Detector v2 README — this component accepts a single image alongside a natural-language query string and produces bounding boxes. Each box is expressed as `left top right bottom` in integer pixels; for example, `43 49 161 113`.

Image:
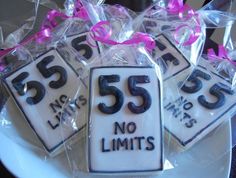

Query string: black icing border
87 66 163 173
165 64 236 147
154 34 191 81
3 48 86 153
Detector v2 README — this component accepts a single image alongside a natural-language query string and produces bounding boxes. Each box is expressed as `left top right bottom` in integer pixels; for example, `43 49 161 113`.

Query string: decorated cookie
87 66 163 173
164 60 236 149
58 32 102 76
153 34 192 82
4 49 87 155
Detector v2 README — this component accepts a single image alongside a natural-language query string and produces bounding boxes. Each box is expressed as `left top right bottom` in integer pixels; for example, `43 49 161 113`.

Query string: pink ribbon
166 0 201 46
0 11 55 60
73 1 89 20
167 0 195 18
0 1 88 70
0 26 51 72
208 45 236 66
174 23 201 46
89 21 156 51
45 8 88 29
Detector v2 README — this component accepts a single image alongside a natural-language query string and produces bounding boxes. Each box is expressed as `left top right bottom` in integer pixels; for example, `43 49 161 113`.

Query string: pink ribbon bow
73 1 89 19
89 21 156 51
166 0 201 46
167 0 195 17
0 0 88 71
208 45 236 66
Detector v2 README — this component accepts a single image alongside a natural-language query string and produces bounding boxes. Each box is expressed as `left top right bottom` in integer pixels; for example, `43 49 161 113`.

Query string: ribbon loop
73 0 89 20
208 45 236 66
36 27 52 44
89 21 155 51
174 23 201 46
167 0 196 18
166 0 201 46
0 1 88 70
167 0 184 15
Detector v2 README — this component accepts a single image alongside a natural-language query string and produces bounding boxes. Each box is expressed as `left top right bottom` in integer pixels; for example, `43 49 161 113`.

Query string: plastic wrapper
0 0 234 177
0 0 39 48
159 42 236 175
127 0 204 156
199 0 236 53
201 0 236 151
201 0 236 13
51 19 103 76
128 0 236 174
132 1 207 155
60 41 168 176
164 57 235 146
59 2 179 176
133 0 206 66
26 0 60 10
0 9 103 158
80 0 137 41
0 0 138 160
57 2 138 80
64 0 105 17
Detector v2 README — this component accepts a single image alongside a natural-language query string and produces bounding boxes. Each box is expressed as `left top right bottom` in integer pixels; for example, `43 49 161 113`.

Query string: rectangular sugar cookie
87 66 163 174
4 49 87 156
164 62 236 149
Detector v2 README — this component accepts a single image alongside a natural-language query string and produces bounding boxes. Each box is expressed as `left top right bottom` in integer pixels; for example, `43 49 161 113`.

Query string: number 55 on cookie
4 49 87 156
87 66 163 174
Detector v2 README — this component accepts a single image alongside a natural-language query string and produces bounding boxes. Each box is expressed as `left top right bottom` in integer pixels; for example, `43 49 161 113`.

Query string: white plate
0 98 232 178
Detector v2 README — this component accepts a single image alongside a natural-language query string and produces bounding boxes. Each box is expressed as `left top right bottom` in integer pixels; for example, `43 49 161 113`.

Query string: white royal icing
87 66 163 173
164 60 236 149
4 49 87 155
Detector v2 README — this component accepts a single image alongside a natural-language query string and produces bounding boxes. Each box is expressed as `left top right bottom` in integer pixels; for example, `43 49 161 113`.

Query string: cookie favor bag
0 6 97 157
59 18 176 175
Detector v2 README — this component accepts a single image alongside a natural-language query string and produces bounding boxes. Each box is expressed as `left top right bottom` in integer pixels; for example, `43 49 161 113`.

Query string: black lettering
60 94 68 104
174 110 182 118
128 75 151 114
112 138 116 151
47 120 59 130
164 102 172 109
79 95 87 106
56 112 62 121
175 96 187 106
130 138 134 150
116 138 128 150
185 119 197 128
167 104 182 118
162 53 179 67
114 122 125 135
101 138 110 152
74 98 81 109
49 100 62 113
182 112 191 121
155 40 166 51
98 75 123 114
183 102 193 110
127 122 136 134
134 136 145 150
146 136 155 151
